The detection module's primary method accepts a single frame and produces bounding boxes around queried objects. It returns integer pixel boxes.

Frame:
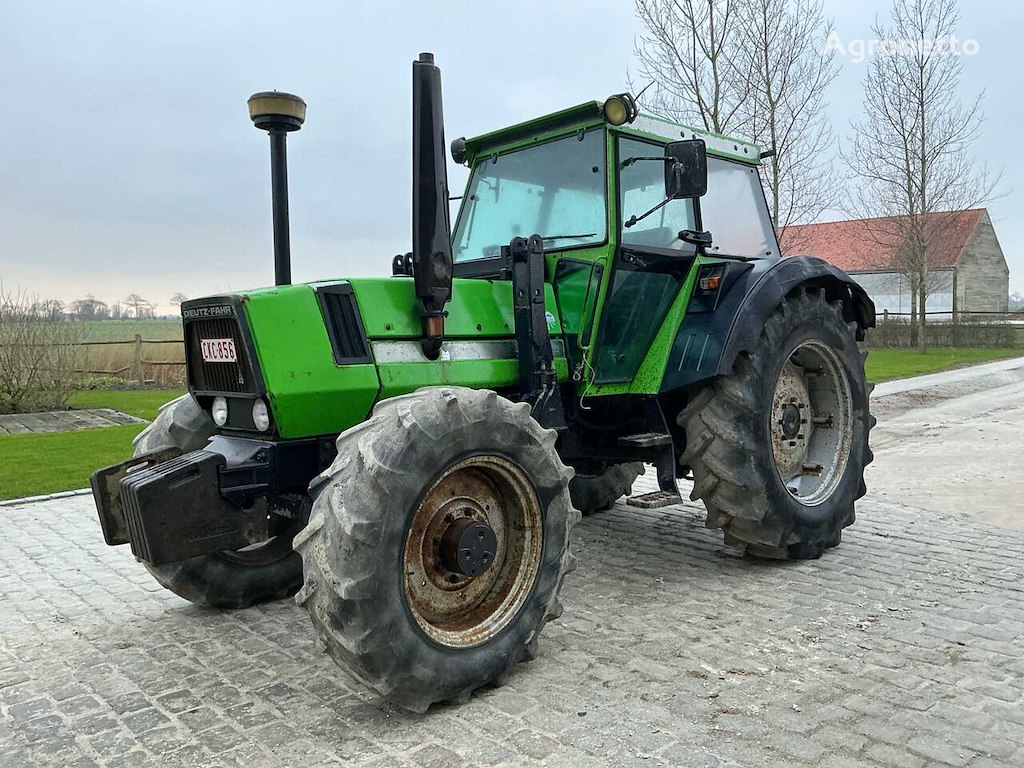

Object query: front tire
[132,395,304,608]
[680,288,873,559]
[293,387,577,712]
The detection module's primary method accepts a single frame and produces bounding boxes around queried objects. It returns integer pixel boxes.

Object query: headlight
[211,396,228,427]
[252,398,271,432]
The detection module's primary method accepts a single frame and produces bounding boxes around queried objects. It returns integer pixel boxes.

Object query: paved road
[2,479,1023,766]
[868,355,1024,530]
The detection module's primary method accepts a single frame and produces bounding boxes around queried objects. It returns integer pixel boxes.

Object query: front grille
[318,285,371,364]
[185,316,257,394]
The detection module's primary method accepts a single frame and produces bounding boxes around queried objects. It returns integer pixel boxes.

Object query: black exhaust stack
[411,52,454,359]
[248,91,307,286]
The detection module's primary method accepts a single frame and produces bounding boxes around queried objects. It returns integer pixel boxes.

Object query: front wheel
[293,387,577,712]
[680,287,874,559]
[133,395,304,608]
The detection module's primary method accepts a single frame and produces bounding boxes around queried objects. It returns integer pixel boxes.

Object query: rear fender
[662,256,875,391]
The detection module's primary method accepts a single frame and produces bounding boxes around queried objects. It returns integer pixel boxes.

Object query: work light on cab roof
[602,92,638,125]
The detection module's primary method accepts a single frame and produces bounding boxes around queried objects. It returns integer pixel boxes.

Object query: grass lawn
[865,347,1022,382]
[67,388,186,420]
[0,424,146,500]
[0,388,184,500]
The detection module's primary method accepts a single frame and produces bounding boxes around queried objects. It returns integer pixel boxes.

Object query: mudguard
[662,256,875,392]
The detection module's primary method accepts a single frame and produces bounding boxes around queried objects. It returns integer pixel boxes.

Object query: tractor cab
[448,99,779,390]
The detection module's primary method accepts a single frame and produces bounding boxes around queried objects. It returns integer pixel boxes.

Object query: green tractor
[92,53,874,711]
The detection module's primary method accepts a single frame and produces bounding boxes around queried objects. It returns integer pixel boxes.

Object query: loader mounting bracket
[506,234,566,431]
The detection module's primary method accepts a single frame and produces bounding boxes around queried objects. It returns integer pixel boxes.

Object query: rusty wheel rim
[403,455,543,649]
[769,340,853,506]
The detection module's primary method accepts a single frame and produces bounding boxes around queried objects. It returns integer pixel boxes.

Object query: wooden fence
[75,335,185,384]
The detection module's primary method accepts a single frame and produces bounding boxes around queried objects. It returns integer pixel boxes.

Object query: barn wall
[957,212,1010,313]
[852,269,955,319]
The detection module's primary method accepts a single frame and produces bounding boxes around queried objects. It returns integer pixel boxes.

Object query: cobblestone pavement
[2,477,1022,768]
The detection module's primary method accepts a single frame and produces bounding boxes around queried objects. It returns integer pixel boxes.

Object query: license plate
[200,338,237,363]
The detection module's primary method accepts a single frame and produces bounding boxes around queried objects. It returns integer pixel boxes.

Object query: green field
[865,347,1021,382]
[79,319,183,342]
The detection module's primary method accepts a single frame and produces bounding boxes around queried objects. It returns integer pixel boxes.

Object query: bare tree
[736,0,840,243]
[0,287,83,413]
[169,292,188,307]
[38,299,65,321]
[70,295,108,320]
[846,0,997,351]
[632,0,839,238]
[124,293,151,319]
[632,0,751,133]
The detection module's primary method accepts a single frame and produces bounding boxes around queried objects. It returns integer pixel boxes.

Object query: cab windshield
[452,130,607,262]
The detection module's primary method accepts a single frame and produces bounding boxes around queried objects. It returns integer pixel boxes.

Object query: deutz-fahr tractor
[92,53,874,712]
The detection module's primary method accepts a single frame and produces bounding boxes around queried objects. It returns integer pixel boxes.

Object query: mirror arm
[678,229,713,247]
[620,155,674,168]
[624,197,673,229]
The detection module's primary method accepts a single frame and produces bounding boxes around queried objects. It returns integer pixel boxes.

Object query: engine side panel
[233,277,567,439]
[242,285,380,439]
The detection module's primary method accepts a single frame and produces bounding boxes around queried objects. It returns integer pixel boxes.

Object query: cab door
[590,135,699,385]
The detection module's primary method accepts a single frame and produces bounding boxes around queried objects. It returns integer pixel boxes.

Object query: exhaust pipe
[411,52,454,359]
[248,91,307,286]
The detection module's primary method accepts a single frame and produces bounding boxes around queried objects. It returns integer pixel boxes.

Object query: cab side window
[700,158,779,258]
[619,137,695,251]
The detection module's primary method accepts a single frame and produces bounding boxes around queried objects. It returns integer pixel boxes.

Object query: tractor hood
[182,277,566,440]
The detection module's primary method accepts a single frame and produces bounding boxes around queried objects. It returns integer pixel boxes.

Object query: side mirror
[664,139,708,199]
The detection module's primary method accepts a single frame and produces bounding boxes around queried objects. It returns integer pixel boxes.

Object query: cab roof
[463,101,762,166]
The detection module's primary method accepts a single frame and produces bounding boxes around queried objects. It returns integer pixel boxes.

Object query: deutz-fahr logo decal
[182,305,234,320]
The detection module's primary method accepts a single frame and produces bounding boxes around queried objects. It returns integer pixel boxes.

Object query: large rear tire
[293,387,577,712]
[680,287,873,560]
[569,463,645,514]
[132,395,304,608]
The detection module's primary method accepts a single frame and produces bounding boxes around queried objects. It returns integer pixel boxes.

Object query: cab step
[627,490,682,509]
[618,432,673,449]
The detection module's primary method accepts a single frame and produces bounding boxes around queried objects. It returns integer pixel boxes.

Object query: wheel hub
[440,517,497,576]
[402,455,543,649]
[779,402,802,440]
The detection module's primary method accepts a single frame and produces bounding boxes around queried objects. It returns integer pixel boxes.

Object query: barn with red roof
[781,209,1009,317]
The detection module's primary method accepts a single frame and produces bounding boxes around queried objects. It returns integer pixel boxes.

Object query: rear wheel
[293,387,577,712]
[680,288,873,559]
[133,395,304,608]
[569,463,645,514]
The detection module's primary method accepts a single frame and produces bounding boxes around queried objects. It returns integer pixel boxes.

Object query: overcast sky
[1,0,1020,312]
